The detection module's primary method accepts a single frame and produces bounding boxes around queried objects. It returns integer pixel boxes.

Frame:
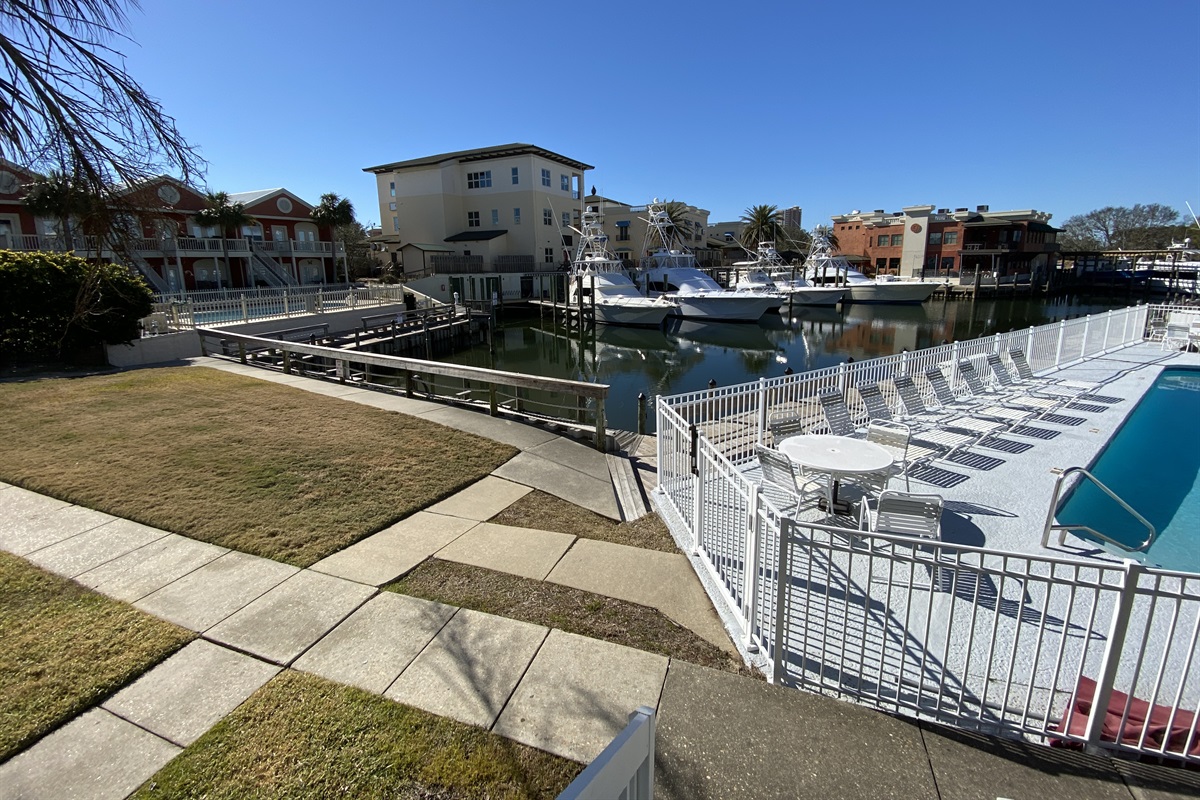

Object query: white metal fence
[558,707,655,800]
[152,285,414,329]
[655,304,1200,763]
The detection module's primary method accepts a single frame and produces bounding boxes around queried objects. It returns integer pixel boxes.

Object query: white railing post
[1054,320,1066,368]
[1026,326,1035,364]
[1102,311,1113,353]
[771,517,793,686]
[949,341,962,384]
[756,378,767,446]
[691,442,705,556]
[742,489,761,652]
[1082,315,1091,358]
[1083,560,1143,755]
[241,295,249,322]
[837,361,849,395]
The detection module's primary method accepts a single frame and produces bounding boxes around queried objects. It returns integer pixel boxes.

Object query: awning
[444,229,508,242]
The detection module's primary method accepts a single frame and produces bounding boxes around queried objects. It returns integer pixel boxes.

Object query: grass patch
[133,670,580,799]
[0,552,193,761]
[489,490,677,553]
[0,367,517,566]
[388,559,748,675]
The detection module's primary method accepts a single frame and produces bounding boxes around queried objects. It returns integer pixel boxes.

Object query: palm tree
[739,204,783,249]
[194,192,255,290]
[311,193,355,284]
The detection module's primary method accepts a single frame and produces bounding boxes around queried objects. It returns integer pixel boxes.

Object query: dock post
[238,342,246,364]
[637,392,646,435]
[282,351,291,374]
[594,396,606,452]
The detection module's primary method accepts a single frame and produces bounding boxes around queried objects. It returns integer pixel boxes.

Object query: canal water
[443,295,1130,432]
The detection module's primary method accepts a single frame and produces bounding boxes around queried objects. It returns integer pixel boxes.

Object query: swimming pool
[1057,367,1200,573]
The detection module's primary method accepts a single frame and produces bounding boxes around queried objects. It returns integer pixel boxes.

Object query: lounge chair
[895,373,1010,441]
[957,358,1063,416]
[818,389,859,437]
[755,445,825,515]
[924,366,1032,426]
[1007,348,1105,395]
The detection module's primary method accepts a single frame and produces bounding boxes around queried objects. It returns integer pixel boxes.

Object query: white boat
[735,242,847,307]
[567,208,677,328]
[804,230,938,305]
[636,201,778,322]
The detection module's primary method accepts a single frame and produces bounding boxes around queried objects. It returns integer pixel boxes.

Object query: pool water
[1057,368,1200,573]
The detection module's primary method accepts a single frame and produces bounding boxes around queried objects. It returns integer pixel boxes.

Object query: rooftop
[363,143,593,174]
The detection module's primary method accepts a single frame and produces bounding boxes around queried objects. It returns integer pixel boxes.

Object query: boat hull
[670,294,777,322]
[844,282,938,304]
[784,287,848,306]
[593,301,674,328]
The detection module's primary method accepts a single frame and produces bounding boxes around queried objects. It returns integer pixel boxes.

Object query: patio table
[779,434,894,514]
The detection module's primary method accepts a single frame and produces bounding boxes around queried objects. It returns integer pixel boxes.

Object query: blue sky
[121,0,1199,230]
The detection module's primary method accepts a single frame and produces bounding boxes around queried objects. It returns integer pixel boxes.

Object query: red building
[0,159,346,293]
[831,205,1060,281]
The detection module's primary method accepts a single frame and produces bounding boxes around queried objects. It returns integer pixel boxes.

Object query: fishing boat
[734,241,847,307]
[567,208,677,328]
[636,201,778,322]
[805,230,938,304]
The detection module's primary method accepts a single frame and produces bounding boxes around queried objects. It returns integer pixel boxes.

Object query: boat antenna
[1186,201,1199,230]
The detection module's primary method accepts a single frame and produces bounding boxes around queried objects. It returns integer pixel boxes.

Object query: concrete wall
[106,302,412,368]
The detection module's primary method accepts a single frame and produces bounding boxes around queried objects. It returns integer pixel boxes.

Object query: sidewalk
[2,360,1198,799]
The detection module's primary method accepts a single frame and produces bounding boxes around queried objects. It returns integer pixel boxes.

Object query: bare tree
[1060,204,1182,250]
[0,0,203,196]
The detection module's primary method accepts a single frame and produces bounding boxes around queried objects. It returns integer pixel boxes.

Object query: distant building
[363,144,591,279]
[581,194,718,267]
[830,205,1060,280]
[0,158,347,292]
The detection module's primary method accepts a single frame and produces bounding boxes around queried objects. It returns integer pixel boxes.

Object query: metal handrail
[1042,466,1156,552]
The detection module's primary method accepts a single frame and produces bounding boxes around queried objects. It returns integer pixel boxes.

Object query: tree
[1059,204,1182,250]
[739,204,783,249]
[0,0,203,200]
[311,193,355,283]
[0,249,152,361]
[335,221,378,280]
[194,192,255,290]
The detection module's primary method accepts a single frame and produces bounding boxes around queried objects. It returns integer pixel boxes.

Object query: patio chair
[864,421,939,492]
[755,445,826,514]
[768,410,806,446]
[1007,348,1105,395]
[858,490,945,584]
[818,390,859,437]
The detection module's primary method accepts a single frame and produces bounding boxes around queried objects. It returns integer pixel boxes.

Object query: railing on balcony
[1,233,344,258]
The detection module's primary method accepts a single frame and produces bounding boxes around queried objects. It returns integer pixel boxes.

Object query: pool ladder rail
[1042,466,1157,553]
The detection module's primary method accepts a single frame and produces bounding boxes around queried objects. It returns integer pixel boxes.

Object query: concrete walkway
[3,359,1199,798]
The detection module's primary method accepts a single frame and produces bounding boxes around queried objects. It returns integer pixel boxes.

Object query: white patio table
[779,434,894,514]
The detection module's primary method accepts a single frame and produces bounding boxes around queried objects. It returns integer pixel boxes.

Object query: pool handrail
[1042,466,1157,552]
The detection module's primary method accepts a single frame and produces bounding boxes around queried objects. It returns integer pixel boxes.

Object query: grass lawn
[133,671,581,799]
[0,367,517,566]
[0,553,193,761]
[388,559,749,675]
[489,490,677,552]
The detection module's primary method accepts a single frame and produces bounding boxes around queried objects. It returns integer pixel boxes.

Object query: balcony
[0,234,343,257]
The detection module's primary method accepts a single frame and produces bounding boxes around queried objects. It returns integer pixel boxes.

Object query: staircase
[249,244,297,287]
[127,251,170,293]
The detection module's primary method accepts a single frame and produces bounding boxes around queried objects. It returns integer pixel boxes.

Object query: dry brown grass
[0,367,517,566]
[0,553,193,761]
[132,671,581,799]
[388,559,749,675]
[490,490,677,552]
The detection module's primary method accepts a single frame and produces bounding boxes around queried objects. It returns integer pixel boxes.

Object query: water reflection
[443,295,1130,432]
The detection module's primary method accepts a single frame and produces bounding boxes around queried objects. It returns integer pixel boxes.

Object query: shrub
[0,250,153,361]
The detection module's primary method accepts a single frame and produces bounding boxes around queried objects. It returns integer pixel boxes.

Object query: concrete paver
[493,629,668,763]
[102,640,280,746]
[386,608,549,729]
[425,475,531,521]
[293,592,456,694]
[0,709,180,800]
[308,511,475,586]
[204,569,375,665]
[23,518,170,578]
[76,534,229,602]
[334,387,442,416]
[0,502,116,556]
[919,723,1135,800]
[419,406,560,450]
[653,660,938,800]
[547,538,733,651]
[528,436,613,483]
[435,522,574,581]
[493,451,620,519]
[135,551,298,632]
[1112,759,1200,800]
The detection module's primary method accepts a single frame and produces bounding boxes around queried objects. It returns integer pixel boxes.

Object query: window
[941,257,955,271]
[928,232,942,245]
[388,202,396,211]
[890,234,903,246]
[875,258,887,270]
[467,211,480,228]
[491,209,499,225]
[877,234,888,247]
[392,216,399,232]
[389,181,395,197]
[888,258,901,270]
[543,208,553,226]
[943,231,958,245]
[511,167,519,185]
[467,170,492,189]
[1012,229,1023,242]
[562,211,570,228]
[561,174,569,192]
[545,248,554,263]
[513,208,521,224]
[541,168,551,187]
[616,222,630,241]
